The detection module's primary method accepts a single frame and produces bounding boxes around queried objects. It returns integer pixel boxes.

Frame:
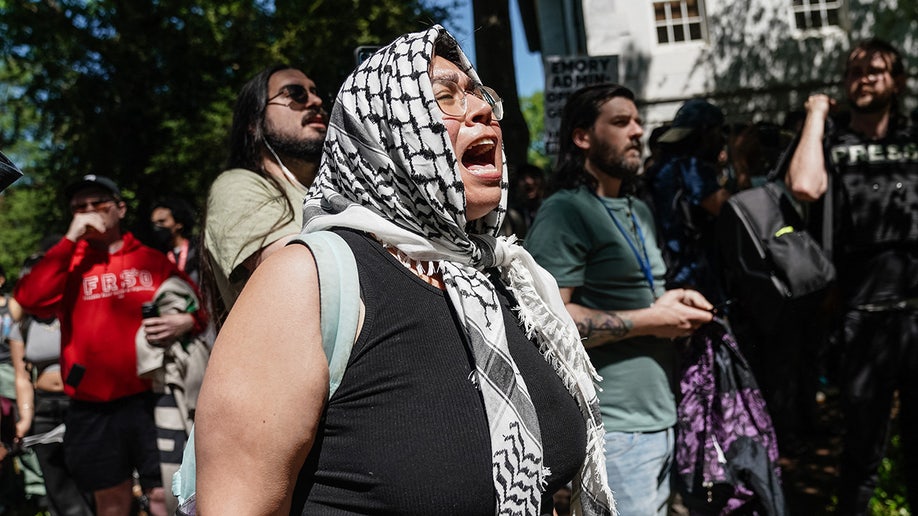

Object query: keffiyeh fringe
[495,237,615,516]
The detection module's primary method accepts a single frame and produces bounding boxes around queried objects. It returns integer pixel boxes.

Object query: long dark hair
[227,64,295,172]
[551,83,635,193]
[199,64,302,327]
[846,38,905,81]
[845,38,906,119]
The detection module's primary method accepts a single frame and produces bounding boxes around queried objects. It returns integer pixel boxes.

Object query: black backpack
[716,133,836,331]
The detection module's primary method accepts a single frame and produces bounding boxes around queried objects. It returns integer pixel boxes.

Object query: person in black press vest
[786,38,918,514]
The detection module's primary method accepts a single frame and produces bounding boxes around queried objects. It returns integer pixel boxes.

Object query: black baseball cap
[0,151,23,193]
[65,174,122,200]
[657,99,725,143]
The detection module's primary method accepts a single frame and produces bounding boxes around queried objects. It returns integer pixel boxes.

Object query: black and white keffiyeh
[302,25,615,516]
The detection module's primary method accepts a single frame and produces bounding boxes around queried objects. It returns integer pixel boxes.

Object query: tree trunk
[471,0,530,177]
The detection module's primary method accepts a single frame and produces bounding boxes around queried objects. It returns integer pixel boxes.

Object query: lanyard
[592,192,656,296]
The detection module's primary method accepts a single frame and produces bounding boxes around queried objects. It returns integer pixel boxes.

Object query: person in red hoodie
[14,175,206,516]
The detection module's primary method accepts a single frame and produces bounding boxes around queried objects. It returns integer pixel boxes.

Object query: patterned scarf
[302,25,614,516]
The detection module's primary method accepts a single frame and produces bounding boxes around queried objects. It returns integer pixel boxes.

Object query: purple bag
[675,320,787,515]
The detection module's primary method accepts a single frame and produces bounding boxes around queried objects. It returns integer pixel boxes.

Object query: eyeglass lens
[282,85,311,103]
[433,80,503,121]
[268,85,316,107]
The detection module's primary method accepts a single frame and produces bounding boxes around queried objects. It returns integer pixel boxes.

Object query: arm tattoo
[576,311,633,340]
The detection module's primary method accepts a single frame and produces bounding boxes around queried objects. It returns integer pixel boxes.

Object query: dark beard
[850,96,895,114]
[849,87,896,115]
[591,140,642,180]
[262,123,324,162]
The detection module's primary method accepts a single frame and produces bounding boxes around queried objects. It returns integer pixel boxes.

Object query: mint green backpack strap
[174,427,197,506]
[173,230,360,509]
[292,230,361,398]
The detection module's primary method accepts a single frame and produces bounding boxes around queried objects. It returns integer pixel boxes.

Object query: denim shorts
[604,427,674,516]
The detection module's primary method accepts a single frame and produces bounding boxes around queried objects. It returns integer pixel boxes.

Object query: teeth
[469,138,494,148]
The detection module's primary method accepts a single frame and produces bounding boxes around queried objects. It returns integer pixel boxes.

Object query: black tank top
[292,230,586,515]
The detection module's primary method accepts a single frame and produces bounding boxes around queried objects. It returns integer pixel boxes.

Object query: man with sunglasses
[14,175,207,516]
[203,65,327,323]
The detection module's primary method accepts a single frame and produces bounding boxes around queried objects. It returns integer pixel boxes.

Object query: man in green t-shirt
[203,65,328,322]
[525,84,713,515]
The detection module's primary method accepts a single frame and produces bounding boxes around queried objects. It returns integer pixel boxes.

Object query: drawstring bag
[674,320,787,515]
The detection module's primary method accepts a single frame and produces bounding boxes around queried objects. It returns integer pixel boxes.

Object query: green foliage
[0,0,452,262]
[0,180,64,281]
[520,90,550,170]
[870,427,912,516]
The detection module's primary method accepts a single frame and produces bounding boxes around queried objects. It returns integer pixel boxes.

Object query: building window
[653,0,706,44]
[791,0,841,30]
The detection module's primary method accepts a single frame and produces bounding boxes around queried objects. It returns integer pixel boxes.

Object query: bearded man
[787,38,918,515]
[525,84,713,515]
[202,65,327,321]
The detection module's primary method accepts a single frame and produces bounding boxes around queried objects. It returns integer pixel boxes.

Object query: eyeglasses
[266,84,320,109]
[432,79,503,121]
[847,66,890,82]
[71,198,116,214]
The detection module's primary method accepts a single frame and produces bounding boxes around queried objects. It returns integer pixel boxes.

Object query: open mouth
[462,138,497,172]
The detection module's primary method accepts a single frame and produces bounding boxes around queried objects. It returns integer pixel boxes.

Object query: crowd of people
[0,24,915,516]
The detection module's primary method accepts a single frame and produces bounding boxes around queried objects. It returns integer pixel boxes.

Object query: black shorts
[64,392,162,492]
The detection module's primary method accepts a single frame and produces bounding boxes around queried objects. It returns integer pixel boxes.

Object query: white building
[520,0,917,129]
